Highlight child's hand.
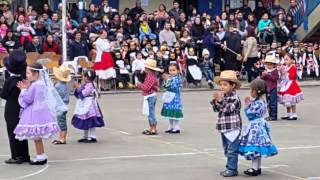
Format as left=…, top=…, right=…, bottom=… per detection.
left=162, top=73, right=169, bottom=80
left=245, top=96, right=252, bottom=106
left=213, top=91, right=223, bottom=102
left=16, top=80, right=29, bottom=90
left=74, top=82, right=81, bottom=89
left=261, top=71, right=267, bottom=77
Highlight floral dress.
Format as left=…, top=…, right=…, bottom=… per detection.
left=239, top=99, right=278, bottom=160
left=161, top=75, right=183, bottom=120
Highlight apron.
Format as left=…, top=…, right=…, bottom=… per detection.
left=188, top=65, right=202, bottom=80
left=142, top=93, right=156, bottom=116
left=74, top=97, right=94, bottom=115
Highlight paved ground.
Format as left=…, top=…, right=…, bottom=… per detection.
left=0, top=86, right=320, bottom=180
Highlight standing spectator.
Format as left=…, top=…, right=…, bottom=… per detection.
left=69, top=31, right=89, bottom=60
left=2, top=3, right=13, bottom=26
left=287, top=0, right=297, bottom=17
left=159, top=22, right=177, bottom=47
left=239, top=0, right=252, bottom=20
left=40, top=3, right=53, bottom=18
left=169, top=1, right=183, bottom=21
left=243, top=26, right=259, bottom=83
left=253, top=1, right=268, bottom=21
left=25, top=35, right=43, bottom=54
left=86, top=4, right=98, bottom=23
left=43, top=34, right=60, bottom=54
left=99, top=0, right=113, bottom=17
left=128, top=0, right=144, bottom=19
left=269, top=0, right=285, bottom=18
left=221, top=25, right=242, bottom=72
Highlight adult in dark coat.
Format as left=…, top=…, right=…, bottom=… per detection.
left=222, top=26, right=242, bottom=72
left=0, top=50, right=30, bottom=164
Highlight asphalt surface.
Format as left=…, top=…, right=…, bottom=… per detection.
left=0, top=86, right=319, bottom=180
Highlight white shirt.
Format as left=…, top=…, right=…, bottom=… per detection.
left=95, top=37, right=111, bottom=62
left=132, top=59, right=145, bottom=72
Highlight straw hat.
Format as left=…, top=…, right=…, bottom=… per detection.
left=214, top=70, right=241, bottom=89
left=144, top=58, right=161, bottom=72
left=264, top=54, right=277, bottom=64
left=53, top=65, right=72, bottom=82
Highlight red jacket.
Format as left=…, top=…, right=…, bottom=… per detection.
left=43, top=42, right=60, bottom=54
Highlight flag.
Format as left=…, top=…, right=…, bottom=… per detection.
left=302, top=0, right=308, bottom=31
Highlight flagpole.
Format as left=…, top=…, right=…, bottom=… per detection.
left=62, top=0, right=67, bottom=61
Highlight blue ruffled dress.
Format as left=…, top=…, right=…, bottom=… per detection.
left=239, top=99, right=278, bottom=160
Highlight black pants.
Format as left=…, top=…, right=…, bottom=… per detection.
left=244, top=57, right=259, bottom=83
left=6, top=119, right=29, bottom=160
left=266, top=88, right=278, bottom=120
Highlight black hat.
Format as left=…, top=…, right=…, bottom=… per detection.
left=4, top=49, right=27, bottom=74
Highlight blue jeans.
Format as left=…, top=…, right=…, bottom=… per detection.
left=202, top=68, right=213, bottom=82
left=57, top=111, right=68, bottom=131
left=221, top=133, right=240, bottom=172
left=267, top=88, right=278, bottom=120
left=147, top=96, right=157, bottom=126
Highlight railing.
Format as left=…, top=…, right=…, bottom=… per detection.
left=293, top=0, right=320, bottom=26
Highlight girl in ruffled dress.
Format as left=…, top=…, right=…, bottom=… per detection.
left=72, top=69, right=105, bottom=143
left=239, top=78, right=278, bottom=176
left=278, top=53, right=304, bottom=120
left=14, top=62, right=66, bottom=165
left=161, top=63, right=183, bottom=134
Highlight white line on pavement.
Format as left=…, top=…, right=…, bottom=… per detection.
left=308, top=177, right=320, bottom=180
left=13, top=164, right=49, bottom=180
left=49, top=152, right=209, bottom=163
left=278, top=146, right=320, bottom=150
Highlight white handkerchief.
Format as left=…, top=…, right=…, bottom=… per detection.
left=162, top=91, right=176, bottom=103
left=224, top=129, right=240, bottom=142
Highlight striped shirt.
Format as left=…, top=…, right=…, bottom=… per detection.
left=211, top=91, right=242, bottom=133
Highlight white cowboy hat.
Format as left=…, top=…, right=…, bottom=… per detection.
left=264, top=54, right=277, bottom=64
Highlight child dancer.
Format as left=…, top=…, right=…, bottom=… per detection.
left=161, top=63, right=183, bottom=134
left=261, top=55, right=279, bottom=121
left=239, top=78, right=278, bottom=176
left=52, top=65, right=72, bottom=144
left=137, top=59, right=161, bottom=135
left=72, top=70, right=105, bottom=143
left=211, top=70, right=242, bottom=177
left=279, top=53, right=304, bottom=120
left=14, top=62, right=65, bottom=165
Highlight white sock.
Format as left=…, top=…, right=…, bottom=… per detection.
left=252, top=157, right=261, bottom=170
left=84, top=130, right=89, bottom=138
left=168, top=119, right=174, bottom=130
left=173, top=120, right=180, bottom=131
left=36, top=153, right=48, bottom=160
left=88, top=128, right=96, bottom=139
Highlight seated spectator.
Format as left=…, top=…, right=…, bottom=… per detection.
left=159, top=22, right=177, bottom=47
left=14, top=5, right=29, bottom=22
left=99, top=0, right=113, bottom=17
left=25, top=35, right=43, bottom=54
left=155, top=3, right=169, bottom=29
left=17, top=20, right=35, bottom=46
left=47, top=13, right=62, bottom=42
left=43, top=34, right=60, bottom=54
left=86, top=3, right=98, bottom=23
left=2, top=4, right=14, bottom=26
left=2, top=30, right=21, bottom=52
left=258, top=13, right=276, bottom=44
left=139, top=18, right=156, bottom=42
left=0, top=42, right=8, bottom=54
left=123, top=17, right=138, bottom=39
left=0, top=23, right=8, bottom=41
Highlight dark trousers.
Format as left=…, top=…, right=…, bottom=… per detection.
left=266, top=88, right=278, bottom=120
left=6, top=119, right=29, bottom=160
left=244, top=57, right=259, bottom=83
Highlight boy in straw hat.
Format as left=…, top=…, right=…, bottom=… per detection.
left=52, top=65, right=72, bottom=144
left=261, top=54, right=279, bottom=121
left=137, top=58, right=162, bottom=135
left=210, top=70, right=242, bottom=177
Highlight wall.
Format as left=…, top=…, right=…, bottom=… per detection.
left=119, top=0, right=172, bottom=14
left=296, top=3, right=320, bottom=40
left=280, top=0, right=290, bottom=10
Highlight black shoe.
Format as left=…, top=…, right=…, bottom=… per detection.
left=165, top=129, right=172, bottom=133
left=281, top=116, right=289, bottom=120
left=5, top=158, right=23, bottom=164
left=78, top=138, right=87, bottom=143
left=244, top=168, right=260, bottom=176
left=83, top=138, right=97, bottom=143
left=169, top=130, right=180, bottom=134
left=29, top=159, right=47, bottom=165
left=208, top=82, right=214, bottom=89
left=288, top=116, right=298, bottom=120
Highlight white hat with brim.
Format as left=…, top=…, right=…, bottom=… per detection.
left=214, top=70, right=241, bottom=89
left=144, top=58, right=161, bottom=72
left=264, top=55, right=277, bottom=64
left=53, top=65, right=72, bottom=82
